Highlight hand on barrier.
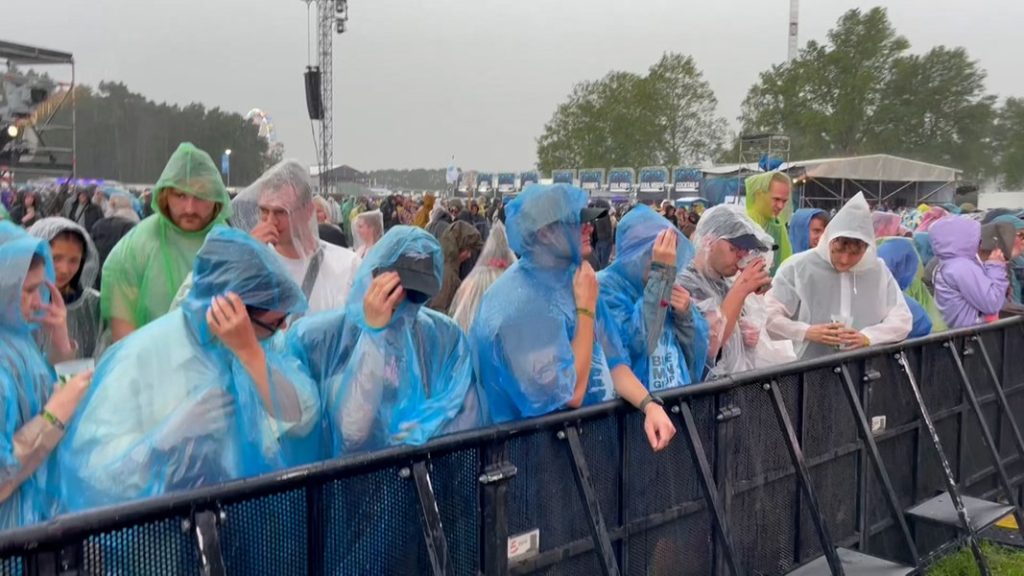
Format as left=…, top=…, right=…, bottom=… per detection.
left=643, top=403, right=675, bottom=452
left=838, top=328, right=870, bottom=350
left=805, top=323, right=843, bottom=346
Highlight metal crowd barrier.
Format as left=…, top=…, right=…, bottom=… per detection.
left=2, top=318, right=1024, bottom=576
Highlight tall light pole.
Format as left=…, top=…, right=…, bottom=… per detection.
left=788, top=0, right=799, bottom=62
left=223, top=149, right=232, bottom=188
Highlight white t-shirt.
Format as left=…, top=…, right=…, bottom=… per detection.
left=277, top=241, right=361, bottom=315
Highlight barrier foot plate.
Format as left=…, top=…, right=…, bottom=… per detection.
left=905, top=493, right=1014, bottom=532
left=786, top=548, right=914, bottom=576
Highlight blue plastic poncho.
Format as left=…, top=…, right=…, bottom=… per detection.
left=287, top=225, right=478, bottom=456
left=878, top=239, right=932, bottom=338
left=0, top=222, right=59, bottom=529
left=913, top=232, right=934, bottom=267
left=789, top=208, right=827, bottom=254
left=58, top=228, right=321, bottom=512
left=471, top=184, right=627, bottom=424
left=597, top=205, right=708, bottom=390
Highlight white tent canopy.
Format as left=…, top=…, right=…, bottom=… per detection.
left=788, top=154, right=959, bottom=183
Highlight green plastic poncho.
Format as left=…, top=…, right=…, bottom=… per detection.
left=745, top=172, right=793, bottom=276
left=100, top=143, right=231, bottom=331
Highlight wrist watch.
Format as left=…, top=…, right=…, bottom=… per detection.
left=639, top=393, right=664, bottom=413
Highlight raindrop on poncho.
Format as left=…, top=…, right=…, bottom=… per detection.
left=100, top=143, right=231, bottom=333
left=0, top=222, right=60, bottom=529
left=745, top=172, right=793, bottom=275
left=59, top=227, right=321, bottom=512
left=448, top=221, right=517, bottom=333
left=28, top=218, right=103, bottom=359
left=877, top=238, right=933, bottom=338
left=471, top=184, right=627, bottom=424
left=287, top=226, right=478, bottom=456
left=766, top=192, right=912, bottom=359
left=597, top=205, right=709, bottom=390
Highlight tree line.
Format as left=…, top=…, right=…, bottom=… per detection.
left=536, top=7, right=1024, bottom=189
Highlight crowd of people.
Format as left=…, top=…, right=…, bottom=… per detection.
left=1, top=141, right=1022, bottom=530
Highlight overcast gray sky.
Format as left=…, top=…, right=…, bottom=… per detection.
left=9, top=0, right=1022, bottom=173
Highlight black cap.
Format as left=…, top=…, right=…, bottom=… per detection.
left=378, top=253, right=440, bottom=299
left=726, top=233, right=770, bottom=252
left=580, top=206, right=609, bottom=224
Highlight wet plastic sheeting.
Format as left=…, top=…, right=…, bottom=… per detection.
left=507, top=414, right=620, bottom=574
left=83, top=516, right=200, bottom=576
left=221, top=488, right=307, bottom=576
left=622, top=397, right=713, bottom=576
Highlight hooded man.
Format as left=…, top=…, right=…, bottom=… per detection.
left=64, top=187, right=104, bottom=233
left=101, top=143, right=231, bottom=343
left=426, top=202, right=454, bottom=240
left=928, top=216, right=1010, bottom=329
left=59, top=228, right=321, bottom=512
left=0, top=222, right=92, bottom=529
left=28, top=218, right=103, bottom=359
left=287, top=226, right=479, bottom=455
left=765, top=192, right=912, bottom=359
left=745, top=171, right=793, bottom=275
left=233, top=160, right=361, bottom=315
left=678, top=206, right=774, bottom=378
left=471, top=184, right=676, bottom=452
left=428, top=220, right=483, bottom=314
left=598, top=205, right=709, bottom=390
left=789, top=208, right=829, bottom=254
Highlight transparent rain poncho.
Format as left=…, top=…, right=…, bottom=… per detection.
left=0, top=222, right=60, bottom=529
left=597, top=205, right=709, bottom=391
left=28, top=218, right=103, bottom=359
left=230, top=160, right=321, bottom=261
left=58, top=227, right=321, bottom=512
left=679, top=205, right=775, bottom=378
left=354, top=210, right=385, bottom=259
left=766, top=192, right=912, bottom=359
left=877, top=238, right=933, bottom=338
left=745, top=172, right=793, bottom=275
left=448, top=221, right=517, bottom=333
left=471, top=184, right=627, bottom=424
left=100, top=143, right=231, bottom=332
left=286, top=226, right=478, bottom=456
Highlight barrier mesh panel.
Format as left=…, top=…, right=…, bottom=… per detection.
left=1003, top=389, right=1024, bottom=479
left=917, top=345, right=962, bottom=415
left=918, top=416, right=961, bottom=498
left=961, top=402, right=999, bottom=497
left=0, top=557, right=20, bottom=576
left=623, top=398, right=711, bottom=576
left=83, top=516, right=200, bottom=575
left=798, top=452, right=858, bottom=562
left=802, top=368, right=858, bottom=460
left=431, top=448, right=481, bottom=576
left=869, top=355, right=918, bottom=429
left=506, top=424, right=603, bottom=572
left=322, top=464, right=425, bottom=574
left=221, top=488, right=307, bottom=575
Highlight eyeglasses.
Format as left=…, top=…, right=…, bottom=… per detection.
left=245, top=305, right=287, bottom=333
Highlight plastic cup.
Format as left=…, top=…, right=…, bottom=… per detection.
left=54, top=358, right=95, bottom=385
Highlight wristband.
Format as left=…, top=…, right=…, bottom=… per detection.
left=639, top=393, right=664, bottom=413
left=576, top=308, right=595, bottom=320
left=42, top=410, right=65, bottom=431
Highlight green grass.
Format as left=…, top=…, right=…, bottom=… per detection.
left=927, top=542, right=1024, bottom=576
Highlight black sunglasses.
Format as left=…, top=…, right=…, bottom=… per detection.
left=245, top=305, right=287, bottom=333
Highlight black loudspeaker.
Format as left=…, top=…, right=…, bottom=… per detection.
left=304, top=67, right=323, bottom=120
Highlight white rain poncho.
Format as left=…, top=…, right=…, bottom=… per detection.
left=471, top=184, right=627, bottom=424
left=28, top=218, right=103, bottom=359
left=286, top=226, right=479, bottom=456
left=765, top=192, right=912, bottom=359
left=224, top=160, right=360, bottom=314
left=0, top=222, right=61, bottom=529
left=58, top=227, right=322, bottom=512
left=677, top=205, right=776, bottom=379
left=448, top=221, right=517, bottom=333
